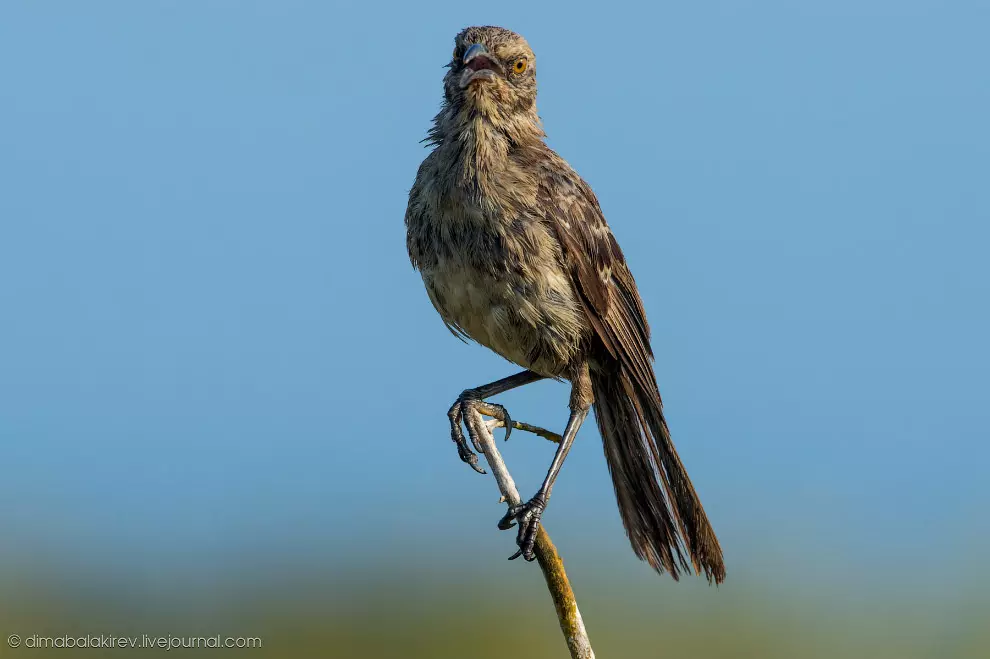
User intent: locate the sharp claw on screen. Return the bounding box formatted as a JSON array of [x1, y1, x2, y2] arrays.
[[498, 510, 517, 530], [468, 427, 485, 454], [450, 398, 488, 473], [447, 395, 517, 473], [497, 495, 546, 562], [465, 453, 486, 474], [457, 444, 486, 474]]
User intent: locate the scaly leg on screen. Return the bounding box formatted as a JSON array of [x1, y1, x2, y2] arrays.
[[499, 364, 593, 561], [448, 370, 544, 474]]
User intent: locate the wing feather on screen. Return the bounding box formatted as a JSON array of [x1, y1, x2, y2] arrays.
[[538, 155, 654, 391]]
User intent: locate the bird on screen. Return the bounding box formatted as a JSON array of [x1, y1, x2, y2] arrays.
[[405, 25, 725, 583]]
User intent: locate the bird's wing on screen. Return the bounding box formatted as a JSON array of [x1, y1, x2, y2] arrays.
[[539, 153, 726, 584], [538, 155, 657, 394]]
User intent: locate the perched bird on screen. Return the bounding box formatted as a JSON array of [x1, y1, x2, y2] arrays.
[[405, 25, 725, 583]]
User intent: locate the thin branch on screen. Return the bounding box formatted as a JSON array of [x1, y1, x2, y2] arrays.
[[485, 417, 562, 444], [464, 407, 595, 659]]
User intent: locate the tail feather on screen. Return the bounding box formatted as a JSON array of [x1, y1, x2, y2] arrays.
[[591, 367, 725, 583]]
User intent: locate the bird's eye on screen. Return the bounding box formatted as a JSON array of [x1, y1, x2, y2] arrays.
[[513, 59, 528, 74]]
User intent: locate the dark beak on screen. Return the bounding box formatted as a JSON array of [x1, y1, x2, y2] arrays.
[[462, 43, 503, 77]]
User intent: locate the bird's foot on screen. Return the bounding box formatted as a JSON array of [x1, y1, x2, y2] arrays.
[[447, 394, 513, 474], [498, 493, 546, 562], [447, 397, 485, 474], [475, 401, 514, 442]]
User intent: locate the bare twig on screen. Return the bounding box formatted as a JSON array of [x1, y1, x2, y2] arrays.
[[464, 407, 595, 659], [485, 417, 563, 444]]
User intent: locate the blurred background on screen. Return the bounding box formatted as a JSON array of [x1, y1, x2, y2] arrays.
[[1, 1, 988, 657]]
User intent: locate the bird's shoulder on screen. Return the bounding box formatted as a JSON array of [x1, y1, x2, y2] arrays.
[[526, 145, 652, 355], [529, 148, 625, 306]]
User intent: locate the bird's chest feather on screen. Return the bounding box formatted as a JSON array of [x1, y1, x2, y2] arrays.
[[420, 197, 539, 330], [414, 194, 587, 374]]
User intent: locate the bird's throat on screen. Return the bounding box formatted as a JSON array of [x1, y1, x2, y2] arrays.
[[438, 108, 543, 188]]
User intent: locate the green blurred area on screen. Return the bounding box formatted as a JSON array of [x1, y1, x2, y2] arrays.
[[3, 555, 988, 659]]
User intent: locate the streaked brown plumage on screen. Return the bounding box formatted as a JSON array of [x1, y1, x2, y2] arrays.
[[406, 25, 725, 583]]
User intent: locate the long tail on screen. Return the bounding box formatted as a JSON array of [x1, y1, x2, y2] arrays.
[[591, 366, 725, 583]]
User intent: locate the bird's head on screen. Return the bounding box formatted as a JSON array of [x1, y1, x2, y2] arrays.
[[442, 26, 538, 120]]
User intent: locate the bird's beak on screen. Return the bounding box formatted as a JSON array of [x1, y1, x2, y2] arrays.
[[461, 43, 503, 87]]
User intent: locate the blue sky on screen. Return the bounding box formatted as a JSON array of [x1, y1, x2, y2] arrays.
[[1, 1, 988, 585]]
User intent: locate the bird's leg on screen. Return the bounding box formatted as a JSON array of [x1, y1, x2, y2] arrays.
[[500, 365, 593, 561], [448, 370, 544, 474]]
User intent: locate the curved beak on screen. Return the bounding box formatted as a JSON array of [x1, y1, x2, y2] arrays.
[[463, 44, 490, 64], [460, 43, 503, 87]]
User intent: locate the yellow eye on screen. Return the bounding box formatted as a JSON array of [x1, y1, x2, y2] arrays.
[[513, 59, 528, 74]]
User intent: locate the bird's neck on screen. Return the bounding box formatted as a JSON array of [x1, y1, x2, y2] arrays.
[[431, 105, 544, 188]]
